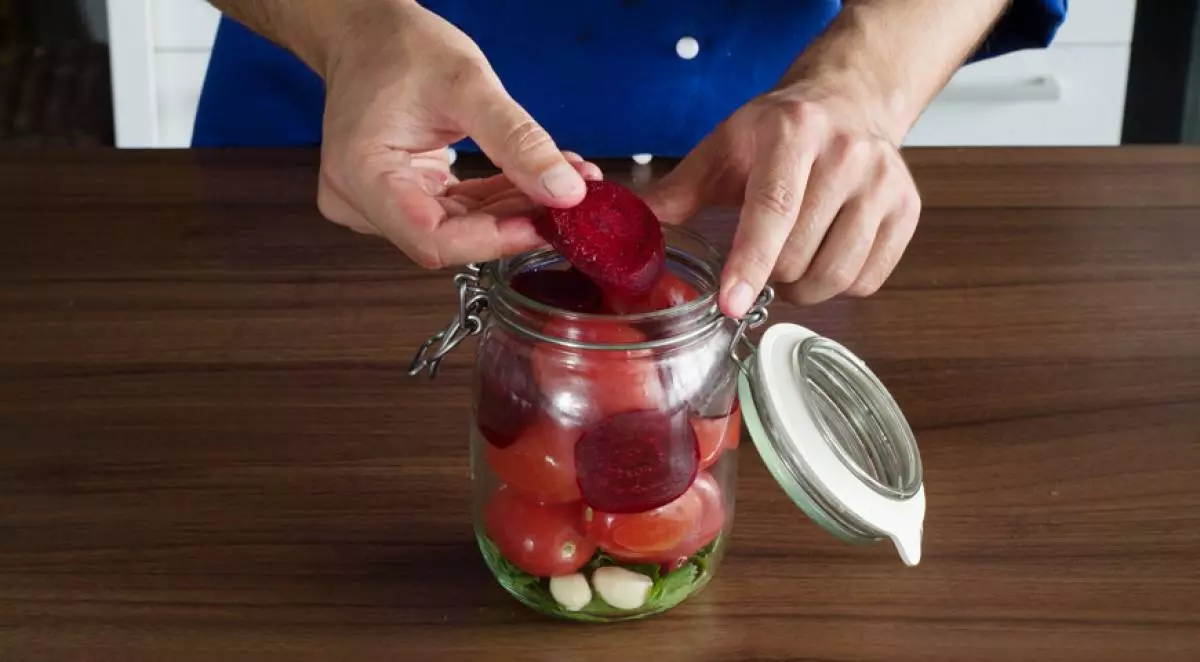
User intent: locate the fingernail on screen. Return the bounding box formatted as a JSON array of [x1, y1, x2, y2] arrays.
[[540, 162, 586, 202], [725, 280, 756, 317]]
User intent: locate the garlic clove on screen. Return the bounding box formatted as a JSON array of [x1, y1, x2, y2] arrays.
[[549, 573, 592, 612], [591, 566, 654, 610]]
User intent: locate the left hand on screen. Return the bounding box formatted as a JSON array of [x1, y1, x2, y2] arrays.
[[642, 81, 922, 317]]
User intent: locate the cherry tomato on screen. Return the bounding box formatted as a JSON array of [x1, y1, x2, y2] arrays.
[[607, 472, 726, 565], [688, 471, 726, 551], [485, 414, 582, 504], [531, 320, 664, 422], [690, 402, 742, 470], [584, 480, 705, 561], [484, 485, 596, 577], [605, 272, 701, 314]]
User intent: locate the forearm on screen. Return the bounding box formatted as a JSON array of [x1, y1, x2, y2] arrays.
[[206, 0, 410, 77], [782, 0, 1011, 144]]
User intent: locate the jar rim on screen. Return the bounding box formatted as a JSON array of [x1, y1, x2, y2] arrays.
[[485, 224, 728, 351]]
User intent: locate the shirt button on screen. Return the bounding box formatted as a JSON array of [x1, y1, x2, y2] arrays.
[[675, 36, 700, 60]]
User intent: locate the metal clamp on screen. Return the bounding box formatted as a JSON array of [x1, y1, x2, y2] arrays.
[[729, 286, 774, 373], [408, 263, 489, 379]]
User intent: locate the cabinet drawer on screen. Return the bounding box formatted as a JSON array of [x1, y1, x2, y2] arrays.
[[155, 51, 211, 147], [152, 0, 221, 50], [905, 45, 1129, 147]]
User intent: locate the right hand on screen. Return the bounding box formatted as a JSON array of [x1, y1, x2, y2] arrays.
[[315, 1, 594, 269]]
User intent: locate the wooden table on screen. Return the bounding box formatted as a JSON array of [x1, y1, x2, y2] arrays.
[[0, 149, 1198, 662]]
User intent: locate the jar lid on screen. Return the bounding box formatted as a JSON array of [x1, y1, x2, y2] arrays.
[[737, 323, 926, 566]]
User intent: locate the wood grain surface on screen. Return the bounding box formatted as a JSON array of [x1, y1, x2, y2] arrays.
[[0, 148, 1198, 662]]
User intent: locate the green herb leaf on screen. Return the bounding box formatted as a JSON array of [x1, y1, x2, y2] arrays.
[[477, 534, 723, 622], [646, 563, 699, 610]]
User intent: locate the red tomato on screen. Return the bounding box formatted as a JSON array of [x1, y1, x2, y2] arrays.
[[605, 272, 702, 314], [531, 320, 664, 422], [584, 479, 706, 561], [690, 402, 742, 470], [485, 414, 582, 504], [687, 471, 726, 552], [606, 472, 726, 565], [484, 485, 596, 577]]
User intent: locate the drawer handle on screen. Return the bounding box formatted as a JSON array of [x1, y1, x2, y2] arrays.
[[937, 75, 1062, 104]]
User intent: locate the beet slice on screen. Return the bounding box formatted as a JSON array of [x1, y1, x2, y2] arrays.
[[510, 267, 605, 314], [474, 328, 541, 449], [534, 180, 666, 299], [574, 409, 699, 514]]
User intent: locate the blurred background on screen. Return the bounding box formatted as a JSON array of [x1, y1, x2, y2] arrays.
[[1, 0, 1198, 149]]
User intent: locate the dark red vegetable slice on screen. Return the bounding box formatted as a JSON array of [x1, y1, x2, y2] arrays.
[[510, 267, 605, 314], [475, 329, 540, 449], [534, 180, 666, 299], [574, 409, 699, 514]]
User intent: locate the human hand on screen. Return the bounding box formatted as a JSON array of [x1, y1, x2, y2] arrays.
[[315, 1, 591, 269], [642, 81, 921, 317]]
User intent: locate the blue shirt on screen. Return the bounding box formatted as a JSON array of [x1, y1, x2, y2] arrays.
[[192, 0, 1067, 157]]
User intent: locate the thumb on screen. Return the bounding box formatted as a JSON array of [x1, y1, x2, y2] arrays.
[[462, 87, 586, 209], [641, 141, 714, 224]]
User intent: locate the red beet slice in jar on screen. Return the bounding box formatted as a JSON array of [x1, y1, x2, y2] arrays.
[[574, 409, 699, 514], [475, 329, 541, 449], [534, 180, 666, 300], [510, 267, 605, 314]]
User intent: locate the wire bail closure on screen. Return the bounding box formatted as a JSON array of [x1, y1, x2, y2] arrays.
[[409, 266, 773, 378], [729, 286, 774, 372], [408, 263, 489, 379]]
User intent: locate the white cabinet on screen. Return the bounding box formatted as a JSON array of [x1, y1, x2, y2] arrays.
[[107, 0, 219, 148], [108, 0, 1138, 149], [906, 0, 1137, 146]]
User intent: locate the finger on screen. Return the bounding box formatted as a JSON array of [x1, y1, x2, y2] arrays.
[[446, 173, 512, 200], [412, 148, 452, 170], [640, 138, 717, 224], [447, 159, 597, 201], [719, 122, 812, 317], [478, 194, 540, 219], [448, 194, 482, 211], [438, 196, 474, 217], [361, 175, 451, 266], [479, 188, 531, 208], [846, 190, 920, 297], [462, 90, 586, 208], [561, 151, 604, 181], [786, 191, 888, 305], [428, 213, 545, 266], [414, 167, 454, 196], [771, 139, 870, 284], [577, 160, 604, 181]]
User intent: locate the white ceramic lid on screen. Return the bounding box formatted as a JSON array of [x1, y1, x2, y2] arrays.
[[737, 323, 926, 566]]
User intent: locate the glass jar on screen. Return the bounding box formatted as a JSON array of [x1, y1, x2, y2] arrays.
[[410, 225, 926, 623]]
